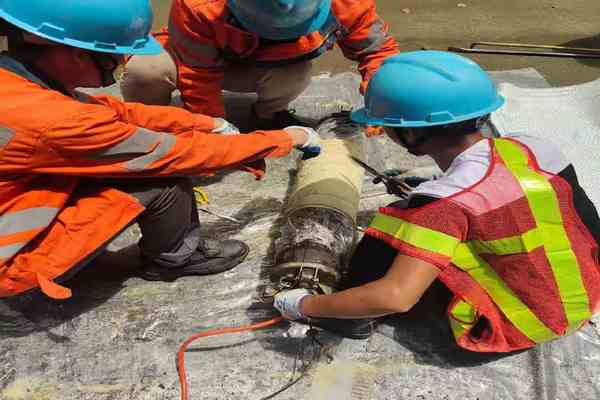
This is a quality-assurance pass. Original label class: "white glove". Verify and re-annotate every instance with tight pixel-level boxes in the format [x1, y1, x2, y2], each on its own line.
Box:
[212, 118, 240, 135]
[284, 126, 321, 159]
[273, 288, 313, 320]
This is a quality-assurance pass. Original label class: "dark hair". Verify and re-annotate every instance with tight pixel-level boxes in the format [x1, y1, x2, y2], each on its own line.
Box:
[386, 115, 491, 150]
[418, 114, 491, 137]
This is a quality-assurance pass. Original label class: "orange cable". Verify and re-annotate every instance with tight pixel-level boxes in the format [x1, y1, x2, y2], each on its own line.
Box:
[177, 316, 285, 400]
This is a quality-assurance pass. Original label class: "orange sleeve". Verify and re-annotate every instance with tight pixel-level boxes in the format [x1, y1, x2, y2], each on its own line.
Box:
[91, 93, 216, 134]
[334, 0, 400, 93]
[166, 0, 226, 117]
[36, 102, 293, 178]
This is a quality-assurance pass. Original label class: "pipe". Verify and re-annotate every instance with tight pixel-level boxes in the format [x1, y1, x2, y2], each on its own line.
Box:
[271, 115, 366, 295]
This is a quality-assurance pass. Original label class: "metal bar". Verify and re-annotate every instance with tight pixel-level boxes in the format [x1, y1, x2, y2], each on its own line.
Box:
[197, 207, 241, 223]
[471, 41, 600, 54]
[448, 46, 600, 59]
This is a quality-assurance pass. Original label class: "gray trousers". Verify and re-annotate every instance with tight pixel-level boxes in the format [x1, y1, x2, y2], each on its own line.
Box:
[113, 178, 201, 268]
[67, 178, 201, 280]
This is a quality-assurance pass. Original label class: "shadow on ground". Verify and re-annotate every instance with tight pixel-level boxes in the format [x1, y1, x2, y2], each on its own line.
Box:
[383, 281, 525, 368]
[561, 34, 600, 68]
[0, 245, 140, 340]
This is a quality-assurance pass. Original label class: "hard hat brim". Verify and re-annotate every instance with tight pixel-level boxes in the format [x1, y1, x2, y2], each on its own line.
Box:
[126, 35, 163, 56]
[351, 96, 505, 128]
[0, 10, 163, 56]
[228, 0, 332, 41]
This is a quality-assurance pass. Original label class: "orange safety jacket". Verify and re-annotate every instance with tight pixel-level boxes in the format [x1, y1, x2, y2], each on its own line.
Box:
[0, 55, 293, 300]
[367, 138, 600, 352]
[163, 0, 400, 117]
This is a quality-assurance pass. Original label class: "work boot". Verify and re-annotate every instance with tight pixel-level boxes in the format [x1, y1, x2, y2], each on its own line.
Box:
[140, 239, 249, 281]
[252, 105, 307, 130]
[303, 317, 378, 340]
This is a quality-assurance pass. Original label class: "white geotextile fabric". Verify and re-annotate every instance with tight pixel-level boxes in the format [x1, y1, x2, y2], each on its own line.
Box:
[492, 78, 600, 208]
[3, 70, 600, 400]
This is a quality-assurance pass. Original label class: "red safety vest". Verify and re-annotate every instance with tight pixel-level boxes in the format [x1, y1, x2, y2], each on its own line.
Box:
[368, 138, 600, 352]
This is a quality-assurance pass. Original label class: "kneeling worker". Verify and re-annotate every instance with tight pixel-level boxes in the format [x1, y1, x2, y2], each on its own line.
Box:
[274, 51, 600, 352]
[0, 0, 320, 300]
[121, 0, 399, 130]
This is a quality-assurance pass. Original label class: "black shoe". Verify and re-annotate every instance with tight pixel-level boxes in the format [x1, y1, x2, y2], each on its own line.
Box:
[140, 239, 249, 281]
[302, 317, 377, 340]
[253, 106, 306, 130]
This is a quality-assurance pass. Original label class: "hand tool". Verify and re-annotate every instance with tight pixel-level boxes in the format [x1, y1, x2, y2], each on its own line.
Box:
[350, 156, 413, 198]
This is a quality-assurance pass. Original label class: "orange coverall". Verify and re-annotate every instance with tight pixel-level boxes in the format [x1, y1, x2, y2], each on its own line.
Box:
[0, 55, 293, 300]
[164, 0, 400, 117]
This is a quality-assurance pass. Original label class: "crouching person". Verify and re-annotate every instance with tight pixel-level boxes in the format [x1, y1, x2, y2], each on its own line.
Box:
[274, 51, 600, 352]
[0, 0, 321, 300]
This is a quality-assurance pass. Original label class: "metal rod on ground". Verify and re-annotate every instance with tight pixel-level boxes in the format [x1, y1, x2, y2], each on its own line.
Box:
[197, 207, 241, 224]
[448, 42, 600, 59]
[470, 41, 600, 54]
[448, 46, 600, 59]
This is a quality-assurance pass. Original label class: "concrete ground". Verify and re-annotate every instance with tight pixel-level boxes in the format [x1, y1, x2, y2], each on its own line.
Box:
[2, 2, 600, 399]
[150, 0, 600, 86]
[4, 71, 600, 400]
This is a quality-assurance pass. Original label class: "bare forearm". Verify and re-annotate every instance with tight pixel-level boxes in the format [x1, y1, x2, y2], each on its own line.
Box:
[300, 280, 402, 319]
[281, 254, 440, 321]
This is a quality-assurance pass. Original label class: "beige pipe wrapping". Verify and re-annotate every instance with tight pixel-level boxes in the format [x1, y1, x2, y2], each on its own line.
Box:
[286, 135, 366, 223]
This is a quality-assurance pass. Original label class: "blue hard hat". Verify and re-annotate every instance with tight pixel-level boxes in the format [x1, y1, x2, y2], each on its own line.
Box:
[227, 0, 332, 41]
[0, 0, 161, 55]
[352, 51, 505, 128]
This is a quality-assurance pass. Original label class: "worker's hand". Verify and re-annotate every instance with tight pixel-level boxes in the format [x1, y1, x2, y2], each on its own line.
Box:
[372, 168, 404, 185]
[273, 288, 313, 320]
[284, 126, 321, 160]
[212, 118, 240, 135]
[373, 167, 441, 188]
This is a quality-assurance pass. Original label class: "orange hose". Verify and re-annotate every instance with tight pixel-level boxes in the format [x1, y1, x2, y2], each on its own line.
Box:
[177, 316, 285, 400]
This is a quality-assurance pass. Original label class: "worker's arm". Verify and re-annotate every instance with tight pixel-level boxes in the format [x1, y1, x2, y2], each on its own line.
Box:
[87, 93, 217, 134]
[300, 254, 440, 319]
[33, 100, 305, 178]
[275, 198, 467, 320]
[166, 1, 226, 116]
[333, 0, 400, 94]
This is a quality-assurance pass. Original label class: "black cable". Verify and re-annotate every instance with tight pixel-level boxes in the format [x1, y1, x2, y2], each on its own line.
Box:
[256, 325, 328, 400]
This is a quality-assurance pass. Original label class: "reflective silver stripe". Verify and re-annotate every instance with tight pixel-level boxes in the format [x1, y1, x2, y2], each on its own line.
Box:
[91, 127, 177, 171]
[124, 129, 177, 172]
[0, 242, 26, 259]
[168, 19, 224, 68]
[94, 128, 162, 159]
[0, 207, 59, 236]
[0, 126, 14, 148]
[346, 18, 389, 55]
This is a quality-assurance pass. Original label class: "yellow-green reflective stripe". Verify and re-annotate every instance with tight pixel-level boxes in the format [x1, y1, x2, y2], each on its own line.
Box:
[468, 228, 543, 255]
[449, 299, 477, 340]
[453, 244, 558, 343]
[495, 139, 591, 329]
[369, 213, 460, 258]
